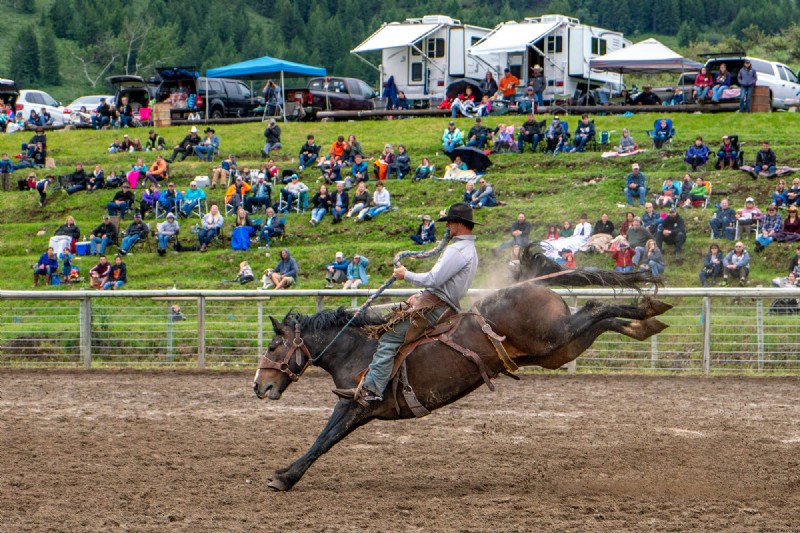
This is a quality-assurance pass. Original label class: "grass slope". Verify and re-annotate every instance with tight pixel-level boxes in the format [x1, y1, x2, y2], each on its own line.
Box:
[0, 112, 796, 292]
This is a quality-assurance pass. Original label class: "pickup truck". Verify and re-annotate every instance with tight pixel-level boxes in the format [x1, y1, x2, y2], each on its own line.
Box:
[284, 77, 378, 118]
[154, 67, 264, 119]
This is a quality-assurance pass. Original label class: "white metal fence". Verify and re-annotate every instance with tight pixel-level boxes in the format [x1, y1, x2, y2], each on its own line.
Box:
[2, 288, 799, 373]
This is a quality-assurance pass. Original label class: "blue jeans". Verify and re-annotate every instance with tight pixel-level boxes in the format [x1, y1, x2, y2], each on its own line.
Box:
[517, 133, 540, 153]
[466, 135, 487, 150]
[259, 227, 280, 245]
[198, 228, 218, 245]
[119, 115, 133, 128]
[279, 190, 297, 213]
[756, 234, 774, 249]
[473, 196, 496, 208]
[90, 236, 110, 254]
[311, 207, 327, 223]
[410, 234, 436, 245]
[67, 184, 86, 195]
[263, 142, 282, 155]
[625, 187, 646, 206]
[614, 266, 633, 272]
[647, 261, 663, 276]
[107, 201, 128, 218]
[361, 204, 389, 220]
[443, 141, 460, 152]
[194, 144, 215, 161]
[92, 115, 110, 129]
[299, 153, 317, 169]
[181, 200, 198, 217]
[361, 305, 448, 396]
[103, 280, 125, 290]
[159, 199, 177, 215]
[572, 135, 591, 152]
[158, 234, 173, 250]
[740, 85, 754, 112]
[711, 85, 729, 101]
[120, 235, 140, 252]
[535, 91, 543, 106]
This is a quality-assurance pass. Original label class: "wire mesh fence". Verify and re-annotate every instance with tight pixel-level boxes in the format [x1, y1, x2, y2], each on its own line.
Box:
[1, 288, 799, 373]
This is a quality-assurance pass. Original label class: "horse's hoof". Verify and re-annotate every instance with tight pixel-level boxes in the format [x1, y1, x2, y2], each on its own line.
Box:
[648, 299, 674, 315]
[267, 477, 291, 491]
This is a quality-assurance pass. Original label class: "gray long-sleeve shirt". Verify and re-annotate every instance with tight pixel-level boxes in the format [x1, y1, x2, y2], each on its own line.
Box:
[403, 235, 478, 312]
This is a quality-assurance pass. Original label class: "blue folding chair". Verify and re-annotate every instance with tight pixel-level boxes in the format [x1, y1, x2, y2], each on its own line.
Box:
[646, 118, 675, 149]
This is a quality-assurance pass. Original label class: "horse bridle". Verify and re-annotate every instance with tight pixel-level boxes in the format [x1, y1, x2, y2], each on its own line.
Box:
[258, 324, 313, 382]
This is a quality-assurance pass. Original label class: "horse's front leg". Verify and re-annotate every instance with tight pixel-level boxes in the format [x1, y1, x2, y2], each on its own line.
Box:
[268, 399, 368, 491]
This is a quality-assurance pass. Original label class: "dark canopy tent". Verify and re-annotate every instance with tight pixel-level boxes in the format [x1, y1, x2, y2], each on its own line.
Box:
[205, 56, 326, 121]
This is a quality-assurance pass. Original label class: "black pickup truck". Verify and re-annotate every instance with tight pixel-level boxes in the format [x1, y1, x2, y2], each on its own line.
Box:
[285, 77, 378, 118]
[154, 67, 263, 119]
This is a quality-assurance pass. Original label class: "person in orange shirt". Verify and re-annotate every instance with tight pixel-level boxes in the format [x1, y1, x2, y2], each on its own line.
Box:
[330, 135, 347, 159]
[225, 175, 252, 209]
[498, 68, 520, 101]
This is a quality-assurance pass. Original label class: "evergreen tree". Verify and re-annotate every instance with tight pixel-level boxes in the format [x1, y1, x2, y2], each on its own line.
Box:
[40, 26, 62, 86]
[50, 0, 75, 39]
[9, 26, 40, 86]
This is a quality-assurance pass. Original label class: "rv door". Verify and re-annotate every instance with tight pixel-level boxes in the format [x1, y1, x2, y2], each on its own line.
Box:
[448, 27, 465, 77]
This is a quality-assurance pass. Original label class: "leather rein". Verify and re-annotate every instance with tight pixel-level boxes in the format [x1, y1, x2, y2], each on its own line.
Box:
[257, 324, 313, 382]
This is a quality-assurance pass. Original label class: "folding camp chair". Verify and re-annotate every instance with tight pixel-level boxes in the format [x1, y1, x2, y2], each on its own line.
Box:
[646, 118, 675, 149]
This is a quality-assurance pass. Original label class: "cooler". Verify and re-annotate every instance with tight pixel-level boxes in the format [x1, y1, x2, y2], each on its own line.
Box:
[75, 241, 91, 256]
[194, 175, 210, 188]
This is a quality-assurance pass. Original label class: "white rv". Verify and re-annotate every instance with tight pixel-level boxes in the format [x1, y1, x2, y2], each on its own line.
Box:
[351, 15, 495, 100]
[469, 15, 625, 102]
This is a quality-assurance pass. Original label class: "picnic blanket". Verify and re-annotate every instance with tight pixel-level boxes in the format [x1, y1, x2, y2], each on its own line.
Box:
[740, 165, 799, 178]
[602, 149, 647, 159]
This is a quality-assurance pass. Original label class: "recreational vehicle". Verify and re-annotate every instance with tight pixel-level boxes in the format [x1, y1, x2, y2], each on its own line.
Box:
[469, 15, 626, 103]
[351, 15, 495, 101]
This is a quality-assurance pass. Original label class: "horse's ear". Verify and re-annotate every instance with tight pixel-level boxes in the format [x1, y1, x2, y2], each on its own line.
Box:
[269, 316, 286, 335]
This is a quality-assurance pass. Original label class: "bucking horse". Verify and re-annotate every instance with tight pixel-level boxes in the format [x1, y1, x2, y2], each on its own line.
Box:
[253, 245, 671, 491]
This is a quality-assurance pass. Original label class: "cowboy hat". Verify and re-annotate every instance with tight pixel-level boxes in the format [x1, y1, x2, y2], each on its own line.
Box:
[437, 202, 480, 225]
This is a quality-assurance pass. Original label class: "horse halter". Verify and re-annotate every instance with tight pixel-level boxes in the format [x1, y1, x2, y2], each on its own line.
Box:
[258, 324, 312, 382]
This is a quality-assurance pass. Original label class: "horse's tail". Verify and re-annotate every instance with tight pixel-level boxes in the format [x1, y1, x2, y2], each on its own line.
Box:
[516, 244, 660, 290]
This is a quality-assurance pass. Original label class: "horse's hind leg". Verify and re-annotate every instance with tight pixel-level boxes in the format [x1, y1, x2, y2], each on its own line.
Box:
[268, 400, 367, 491]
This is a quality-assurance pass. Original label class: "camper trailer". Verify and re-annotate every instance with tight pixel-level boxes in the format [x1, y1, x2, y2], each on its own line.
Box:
[351, 15, 495, 101]
[469, 15, 625, 103]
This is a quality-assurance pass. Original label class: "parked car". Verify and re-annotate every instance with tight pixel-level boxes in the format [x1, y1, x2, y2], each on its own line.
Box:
[0, 78, 19, 109]
[154, 67, 263, 119]
[66, 95, 114, 115]
[17, 89, 69, 125]
[107, 74, 158, 112]
[284, 77, 377, 118]
[652, 73, 697, 104]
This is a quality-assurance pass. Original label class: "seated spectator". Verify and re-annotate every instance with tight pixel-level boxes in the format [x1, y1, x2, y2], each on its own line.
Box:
[344, 254, 369, 289]
[655, 177, 680, 208]
[723, 242, 750, 286]
[330, 135, 347, 160]
[450, 86, 477, 118]
[755, 204, 782, 252]
[773, 179, 789, 208]
[125, 158, 146, 189]
[518, 86, 536, 113]
[716, 136, 738, 170]
[387, 144, 411, 179]
[639, 239, 664, 276]
[632, 86, 661, 105]
[624, 163, 646, 206]
[324, 251, 349, 288]
[347, 182, 370, 219]
[233, 261, 254, 285]
[618, 212, 635, 237]
[442, 121, 464, 152]
[33, 247, 59, 287]
[89, 255, 111, 289]
[662, 87, 685, 106]
[87, 164, 104, 193]
[244, 174, 271, 215]
[145, 129, 166, 151]
[117, 97, 133, 128]
[444, 156, 472, 181]
[491, 124, 515, 153]
[677, 174, 693, 206]
[652, 119, 672, 149]
[611, 241, 635, 272]
[320, 156, 344, 185]
[761, 205, 800, 249]
[262, 119, 282, 157]
[470, 178, 496, 209]
[655, 207, 686, 264]
[130, 137, 143, 152]
[574, 213, 592, 239]
[615, 128, 637, 154]
[231, 207, 255, 251]
[544, 223, 559, 241]
[211, 154, 237, 189]
[17, 171, 36, 192]
[104, 256, 127, 289]
[410, 214, 437, 245]
[356, 181, 390, 221]
[750, 141, 777, 179]
[278, 174, 309, 213]
[709, 198, 737, 239]
[395, 92, 410, 111]
[194, 128, 220, 162]
[66, 164, 88, 195]
[373, 144, 394, 181]
[412, 157, 433, 182]
[120, 135, 134, 152]
[735, 197, 763, 238]
[544, 117, 565, 154]
[53, 216, 81, 253]
[108, 138, 122, 154]
[345, 154, 369, 188]
[166, 126, 201, 163]
[465, 118, 489, 150]
[258, 207, 285, 247]
[158, 182, 182, 216]
[330, 182, 349, 224]
[594, 213, 614, 235]
[310, 185, 333, 226]
[298, 134, 320, 172]
[225, 176, 251, 210]
[625, 217, 653, 266]
[640, 203, 661, 235]
[618, 89, 633, 105]
[560, 219, 574, 237]
[771, 271, 798, 288]
[144, 154, 168, 187]
[157, 213, 180, 256]
[197, 204, 224, 252]
[140, 183, 160, 219]
[479, 72, 499, 102]
[710, 64, 731, 102]
[699, 243, 725, 286]
[694, 67, 713, 101]
[462, 181, 475, 204]
[180, 180, 207, 218]
[117, 212, 149, 255]
[681, 176, 709, 208]
[787, 245, 800, 277]
[556, 248, 576, 267]
[570, 114, 595, 153]
[265, 248, 298, 290]
[684, 136, 711, 171]
[787, 178, 800, 206]
[343, 134, 365, 164]
[89, 215, 117, 256]
[517, 113, 541, 153]
[92, 98, 112, 129]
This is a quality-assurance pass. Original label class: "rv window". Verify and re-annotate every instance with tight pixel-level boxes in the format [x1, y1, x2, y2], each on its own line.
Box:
[411, 40, 422, 56]
[471, 36, 481, 46]
[411, 62, 423, 82]
[750, 59, 774, 76]
[591, 37, 607, 56]
[427, 38, 445, 58]
[546, 35, 563, 54]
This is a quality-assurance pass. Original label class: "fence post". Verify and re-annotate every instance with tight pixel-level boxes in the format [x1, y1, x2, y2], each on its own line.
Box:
[197, 296, 206, 369]
[80, 297, 92, 369]
[316, 295, 325, 313]
[702, 297, 711, 375]
[166, 299, 174, 362]
[567, 295, 578, 374]
[257, 301, 264, 356]
[756, 298, 764, 371]
[651, 335, 658, 369]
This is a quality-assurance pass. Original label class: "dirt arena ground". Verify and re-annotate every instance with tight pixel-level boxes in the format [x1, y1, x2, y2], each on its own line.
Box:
[2, 370, 800, 532]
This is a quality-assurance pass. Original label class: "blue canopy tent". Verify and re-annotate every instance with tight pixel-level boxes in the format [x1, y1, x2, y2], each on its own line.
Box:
[206, 56, 326, 121]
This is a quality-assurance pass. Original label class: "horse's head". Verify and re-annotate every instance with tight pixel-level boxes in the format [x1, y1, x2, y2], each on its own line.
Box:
[253, 316, 313, 400]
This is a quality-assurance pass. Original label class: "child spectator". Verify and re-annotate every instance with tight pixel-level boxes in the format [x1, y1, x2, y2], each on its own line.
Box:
[234, 261, 254, 285]
[699, 244, 725, 287]
[343, 255, 369, 289]
[103, 256, 127, 290]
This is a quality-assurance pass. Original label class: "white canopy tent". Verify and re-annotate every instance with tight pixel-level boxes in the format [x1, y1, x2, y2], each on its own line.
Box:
[588, 38, 702, 74]
[468, 20, 560, 56]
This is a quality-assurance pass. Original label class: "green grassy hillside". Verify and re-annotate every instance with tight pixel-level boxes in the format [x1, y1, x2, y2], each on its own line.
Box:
[0, 112, 796, 291]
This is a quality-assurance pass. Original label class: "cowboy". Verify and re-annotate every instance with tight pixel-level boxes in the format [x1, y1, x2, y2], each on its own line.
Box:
[194, 127, 220, 161]
[333, 202, 479, 405]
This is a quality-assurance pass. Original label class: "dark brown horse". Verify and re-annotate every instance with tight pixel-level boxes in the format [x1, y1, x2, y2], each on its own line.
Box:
[253, 256, 671, 491]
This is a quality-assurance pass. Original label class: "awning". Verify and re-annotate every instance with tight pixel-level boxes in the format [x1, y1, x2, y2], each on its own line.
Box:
[589, 38, 702, 73]
[469, 21, 560, 56]
[352, 22, 441, 53]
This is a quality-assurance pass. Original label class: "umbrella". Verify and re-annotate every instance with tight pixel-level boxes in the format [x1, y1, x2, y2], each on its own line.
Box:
[447, 147, 493, 172]
[446, 79, 483, 101]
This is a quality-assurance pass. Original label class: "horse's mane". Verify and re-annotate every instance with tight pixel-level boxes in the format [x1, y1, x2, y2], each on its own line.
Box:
[514, 244, 660, 289]
[283, 307, 387, 332]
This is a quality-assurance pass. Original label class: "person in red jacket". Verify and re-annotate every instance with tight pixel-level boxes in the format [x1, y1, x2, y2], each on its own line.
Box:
[611, 241, 636, 272]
